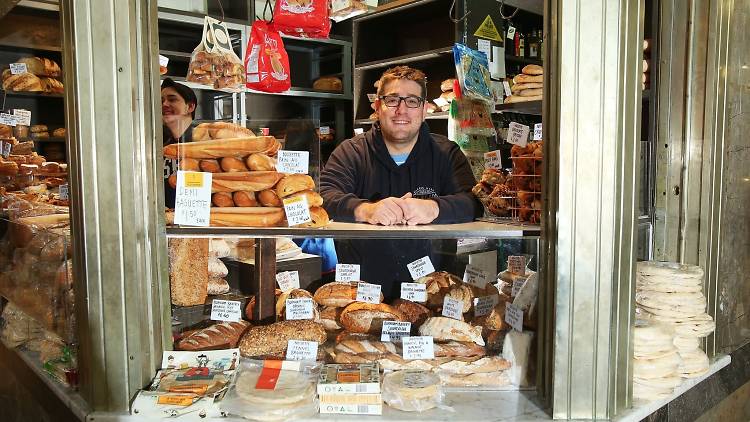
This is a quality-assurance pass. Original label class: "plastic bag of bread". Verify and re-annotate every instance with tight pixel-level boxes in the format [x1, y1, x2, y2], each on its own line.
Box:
[273, 0, 331, 39]
[453, 43, 493, 103]
[186, 16, 245, 91]
[244, 20, 291, 93]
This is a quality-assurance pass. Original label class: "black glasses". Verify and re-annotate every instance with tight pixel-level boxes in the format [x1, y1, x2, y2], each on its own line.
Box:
[378, 95, 424, 108]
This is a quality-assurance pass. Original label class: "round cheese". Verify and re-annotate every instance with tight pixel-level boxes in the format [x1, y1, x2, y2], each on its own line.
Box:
[383, 370, 442, 412]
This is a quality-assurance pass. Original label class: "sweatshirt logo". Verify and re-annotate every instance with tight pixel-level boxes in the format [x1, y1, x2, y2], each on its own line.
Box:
[413, 186, 437, 199]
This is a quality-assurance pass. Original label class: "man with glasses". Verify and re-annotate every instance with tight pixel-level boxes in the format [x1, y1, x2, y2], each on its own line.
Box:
[320, 66, 481, 298]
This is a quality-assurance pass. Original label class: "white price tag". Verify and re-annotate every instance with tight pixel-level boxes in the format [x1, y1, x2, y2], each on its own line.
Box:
[441, 296, 464, 320]
[276, 150, 310, 174]
[505, 302, 524, 332]
[400, 282, 427, 302]
[512, 278, 526, 297]
[477, 38, 492, 61]
[159, 54, 169, 67]
[354, 128, 365, 135]
[381, 321, 411, 342]
[283, 195, 312, 226]
[0, 113, 16, 126]
[174, 171, 212, 226]
[484, 150, 502, 170]
[367, 93, 378, 103]
[433, 97, 449, 108]
[508, 255, 527, 275]
[402, 336, 435, 360]
[335, 264, 361, 282]
[285, 298, 314, 320]
[0, 141, 11, 158]
[9, 63, 27, 75]
[286, 340, 318, 361]
[473, 295, 499, 317]
[210, 299, 242, 322]
[356, 281, 381, 304]
[276, 271, 300, 292]
[506, 26, 516, 40]
[58, 184, 69, 200]
[319, 126, 330, 135]
[506, 122, 530, 147]
[533, 123, 543, 141]
[502, 81, 512, 97]
[463, 264, 490, 288]
[13, 109, 31, 127]
[407, 256, 435, 280]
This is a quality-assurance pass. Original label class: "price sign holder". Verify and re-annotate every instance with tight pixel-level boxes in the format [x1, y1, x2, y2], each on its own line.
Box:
[505, 303, 524, 332]
[381, 321, 411, 342]
[335, 264, 361, 282]
[276, 271, 300, 292]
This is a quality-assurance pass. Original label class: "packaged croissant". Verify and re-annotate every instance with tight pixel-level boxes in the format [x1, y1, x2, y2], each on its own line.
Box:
[186, 16, 245, 91]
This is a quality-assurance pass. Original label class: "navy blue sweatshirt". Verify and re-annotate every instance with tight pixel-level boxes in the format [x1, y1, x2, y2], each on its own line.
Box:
[320, 122, 481, 299]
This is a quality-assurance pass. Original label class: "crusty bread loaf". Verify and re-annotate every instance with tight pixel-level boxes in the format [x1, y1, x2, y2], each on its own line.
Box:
[177, 321, 250, 350]
[211, 171, 284, 193]
[416, 271, 460, 309]
[168, 238, 209, 306]
[276, 288, 317, 320]
[245, 153, 276, 171]
[339, 302, 405, 334]
[192, 122, 255, 141]
[390, 299, 432, 329]
[19, 57, 61, 77]
[472, 300, 508, 330]
[208, 207, 285, 227]
[418, 316, 485, 346]
[41, 77, 63, 93]
[276, 174, 315, 198]
[207, 277, 230, 295]
[319, 306, 343, 332]
[3, 72, 43, 92]
[314, 281, 381, 308]
[163, 136, 278, 159]
[238, 320, 326, 357]
[313, 76, 343, 92]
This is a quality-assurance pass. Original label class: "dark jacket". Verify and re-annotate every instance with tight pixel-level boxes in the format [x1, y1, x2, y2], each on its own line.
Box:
[163, 124, 193, 208]
[320, 122, 481, 299]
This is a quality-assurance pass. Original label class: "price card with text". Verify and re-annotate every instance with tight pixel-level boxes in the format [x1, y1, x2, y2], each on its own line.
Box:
[484, 150, 502, 170]
[159, 54, 169, 67]
[463, 264, 490, 288]
[276, 150, 309, 174]
[0, 141, 11, 159]
[502, 81, 512, 97]
[533, 123, 543, 141]
[285, 298, 314, 320]
[441, 296, 463, 320]
[457, 238, 487, 248]
[506, 122, 530, 147]
[9, 63, 27, 75]
[473, 295, 499, 317]
[210, 299, 242, 322]
[283, 195, 312, 226]
[402, 336, 435, 360]
[381, 321, 411, 342]
[174, 171, 212, 226]
[508, 255, 527, 275]
[433, 96, 450, 109]
[59, 184, 69, 201]
[276, 270, 300, 292]
[13, 109, 31, 127]
[319, 126, 330, 135]
[0, 113, 16, 126]
[335, 264, 361, 282]
[286, 340, 318, 361]
[400, 282, 427, 302]
[356, 281, 381, 304]
[354, 128, 364, 135]
[512, 278, 526, 297]
[505, 302, 524, 332]
[407, 256, 435, 280]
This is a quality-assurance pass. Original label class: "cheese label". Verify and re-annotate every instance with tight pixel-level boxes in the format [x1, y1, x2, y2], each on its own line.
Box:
[400, 282, 427, 302]
[287, 340, 318, 361]
[503, 81, 512, 97]
[508, 255, 527, 275]
[512, 278, 526, 297]
[407, 256, 435, 280]
[210, 299, 242, 322]
[276, 270, 300, 292]
[319, 126, 330, 135]
[277, 150, 309, 174]
[463, 264, 490, 288]
[506, 122, 530, 147]
[0, 141, 11, 159]
[0, 113, 16, 126]
[484, 150, 502, 170]
[473, 295, 498, 317]
[356, 281, 381, 304]
[433, 96, 449, 108]
[381, 321, 411, 342]
[335, 264, 361, 282]
[13, 109, 31, 127]
[9, 63, 27, 75]
[159, 54, 169, 67]
[402, 336, 435, 360]
[174, 171, 212, 226]
[354, 128, 365, 135]
[283, 195, 312, 226]
[285, 298, 314, 320]
[533, 123, 543, 141]
[505, 302, 523, 332]
[59, 184, 69, 200]
[441, 296, 463, 320]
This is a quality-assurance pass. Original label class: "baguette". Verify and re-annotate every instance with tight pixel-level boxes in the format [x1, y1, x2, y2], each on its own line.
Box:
[212, 192, 235, 207]
[211, 171, 284, 193]
[177, 321, 251, 351]
[207, 207, 285, 227]
[238, 320, 326, 358]
[179, 158, 200, 171]
[245, 153, 276, 171]
[220, 157, 248, 172]
[163, 136, 277, 159]
[257, 189, 282, 207]
[276, 174, 315, 198]
[232, 191, 258, 207]
[512, 74, 543, 84]
[339, 302, 405, 334]
[199, 159, 222, 173]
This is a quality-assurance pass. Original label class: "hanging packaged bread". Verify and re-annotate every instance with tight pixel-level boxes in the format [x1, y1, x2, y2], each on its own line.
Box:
[186, 16, 245, 91]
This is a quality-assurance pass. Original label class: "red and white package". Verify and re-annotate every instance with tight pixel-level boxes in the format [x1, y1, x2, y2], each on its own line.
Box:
[244, 21, 291, 93]
[272, 0, 331, 39]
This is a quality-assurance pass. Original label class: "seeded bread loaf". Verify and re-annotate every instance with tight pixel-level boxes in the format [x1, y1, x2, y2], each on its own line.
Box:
[169, 238, 209, 306]
[238, 320, 326, 358]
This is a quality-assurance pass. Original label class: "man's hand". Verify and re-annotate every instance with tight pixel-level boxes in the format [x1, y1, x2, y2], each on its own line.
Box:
[354, 197, 406, 225]
[399, 192, 439, 225]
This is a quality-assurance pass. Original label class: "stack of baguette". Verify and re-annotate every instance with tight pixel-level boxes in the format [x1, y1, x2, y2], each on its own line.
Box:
[164, 122, 329, 228]
[504, 64, 543, 104]
[2, 57, 63, 93]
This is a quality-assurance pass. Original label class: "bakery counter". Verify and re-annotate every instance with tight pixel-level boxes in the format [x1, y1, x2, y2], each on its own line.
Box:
[166, 221, 541, 239]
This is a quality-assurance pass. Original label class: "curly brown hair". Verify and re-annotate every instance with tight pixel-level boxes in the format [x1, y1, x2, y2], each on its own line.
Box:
[376, 65, 427, 98]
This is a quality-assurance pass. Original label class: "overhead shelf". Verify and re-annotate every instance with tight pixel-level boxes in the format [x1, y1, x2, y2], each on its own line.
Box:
[355, 47, 453, 71]
[501, 0, 544, 16]
[162, 77, 352, 100]
[281, 34, 352, 47]
[1, 90, 63, 98]
[166, 220, 541, 239]
[495, 100, 542, 116]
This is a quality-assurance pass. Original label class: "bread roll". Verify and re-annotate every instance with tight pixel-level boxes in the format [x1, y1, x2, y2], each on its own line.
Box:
[440, 79, 456, 92]
[511, 82, 544, 93]
[285, 190, 323, 207]
[340, 302, 405, 334]
[199, 159, 222, 173]
[521, 64, 544, 75]
[257, 189, 282, 207]
[163, 136, 278, 159]
[512, 74, 543, 84]
[232, 191, 258, 207]
[314, 281, 374, 308]
[212, 171, 284, 193]
[518, 88, 543, 97]
[179, 158, 200, 172]
[245, 153, 276, 171]
[30, 125, 48, 133]
[313, 76, 343, 92]
[238, 320, 326, 358]
[391, 299, 431, 329]
[169, 238, 209, 306]
[276, 174, 315, 198]
[220, 156, 248, 172]
[212, 192, 235, 207]
[207, 207, 285, 227]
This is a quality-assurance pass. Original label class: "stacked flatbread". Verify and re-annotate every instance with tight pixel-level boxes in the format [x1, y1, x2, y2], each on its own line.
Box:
[635, 261, 715, 379]
[632, 322, 683, 402]
[505, 65, 543, 104]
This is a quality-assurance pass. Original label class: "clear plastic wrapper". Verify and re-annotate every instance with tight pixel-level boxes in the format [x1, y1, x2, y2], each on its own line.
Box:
[186, 16, 245, 91]
[382, 370, 450, 412]
[453, 43, 493, 103]
[244, 21, 291, 93]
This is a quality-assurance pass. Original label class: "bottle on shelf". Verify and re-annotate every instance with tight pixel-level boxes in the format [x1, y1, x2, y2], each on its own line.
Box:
[517, 30, 525, 57]
[528, 30, 539, 59]
[514, 28, 520, 56]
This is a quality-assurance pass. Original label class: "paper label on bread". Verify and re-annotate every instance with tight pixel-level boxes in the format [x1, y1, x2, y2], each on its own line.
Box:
[174, 171, 212, 226]
[210, 299, 243, 322]
[287, 339, 319, 361]
[335, 264, 361, 282]
[355, 282, 382, 304]
[402, 336, 435, 360]
[407, 257, 436, 280]
[400, 283, 427, 302]
[276, 150, 310, 174]
[276, 270, 301, 292]
[283, 195, 312, 226]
